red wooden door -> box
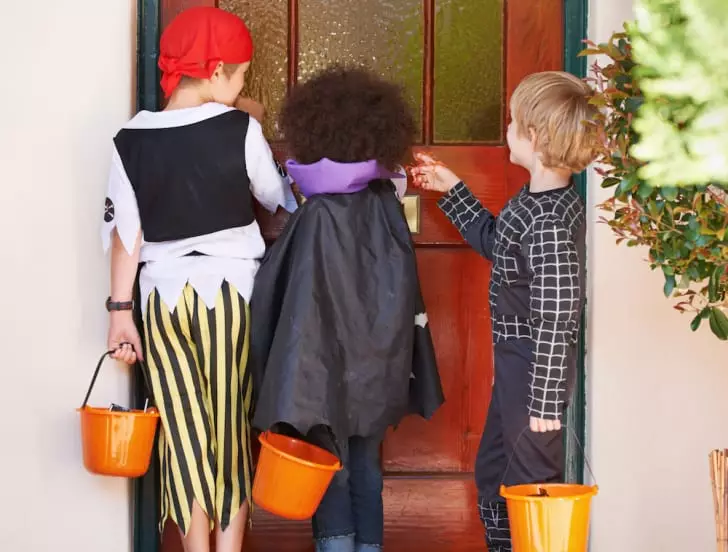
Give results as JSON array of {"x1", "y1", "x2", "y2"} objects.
[{"x1": 158, "y1": 1, "x2": 563, "y2": 550}]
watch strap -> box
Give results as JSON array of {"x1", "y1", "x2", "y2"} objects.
[{"x1": 106, "y1": 297, "x2": 134, "y2": 312}]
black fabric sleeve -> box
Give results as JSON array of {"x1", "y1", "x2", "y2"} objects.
[{"x1": 437, "y1": 182, "x2": 497, "y2": 260}]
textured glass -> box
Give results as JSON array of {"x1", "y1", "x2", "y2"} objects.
[
  {"x1": 298, "y1": 0, "x2": 424, "y2": 137},
  {"x1": 434, "y1": 0, "x2": 504, "y2": 142},
  {"x1": 220, "y1": 0, "x2": 289, "y2": 138}
]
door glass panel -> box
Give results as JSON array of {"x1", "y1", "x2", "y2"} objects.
[
  {"x1": 220, "y1": 0, "x2": 289, "y2": 138},
  {"x1": 298, "y1": 0, "x2": 424, "y2": 138},
  {"x1": 434, "y1": 0, "x2": 504, "y2": 143}
]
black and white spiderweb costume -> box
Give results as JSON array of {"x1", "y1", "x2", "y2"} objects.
[{"x1": 439, "y1": 181, "x2": 585, "y2": 551}]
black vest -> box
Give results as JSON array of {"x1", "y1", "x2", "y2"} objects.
[{"x1": 114, "y1": 110, "x2": 255, "y2": 243}]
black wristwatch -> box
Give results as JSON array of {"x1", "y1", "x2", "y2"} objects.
[{"x1": 106, "y1": 297, "x2": 134, "y2": 312}]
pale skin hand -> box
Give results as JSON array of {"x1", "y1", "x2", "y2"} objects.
[
  {"x1": 234, "y1": 96, "x2": 265, "y2": 123},
  {"x1": 410, "y1": 153, "x2": 461, "y2": 193},
  {"x1": 107, "y1": 229, "x2": 143, "y2": 364},
  {"x1": 530, "y1": 417, "x2": 562, "y2": 433}
]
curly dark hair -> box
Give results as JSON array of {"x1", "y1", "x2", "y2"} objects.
[{"x1": 279, "y1": 66, "x2": 416, "y2": 170}]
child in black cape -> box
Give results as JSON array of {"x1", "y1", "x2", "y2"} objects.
[{"x1": 249, "y1": 67, "x2": 444, "y2": 552}]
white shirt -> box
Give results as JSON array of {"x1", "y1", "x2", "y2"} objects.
[{"x1": 101, "y1": 102, "x2": 298, "y2": 313}]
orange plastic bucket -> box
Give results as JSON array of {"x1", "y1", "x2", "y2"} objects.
[
  {"x1": 78, "y1": 350, "x2": 159, "y2": 478},
  {"x1": 253, "y1": 431, "x2": 342, "y2": 520},
  {"x1": 79, "y1": 405, "x2": 159, "y2": 477},
  {"x1": 500, "y1": 483, "x2": 598, "y2": 552}
]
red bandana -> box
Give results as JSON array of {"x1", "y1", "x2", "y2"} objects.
[{"x1": 158, "y1": 7, "x2": 253, "y2": 98}]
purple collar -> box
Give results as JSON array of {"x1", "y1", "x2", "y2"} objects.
[{"x1": 286, "y1": 158, "x2": 405, "y2": 198}]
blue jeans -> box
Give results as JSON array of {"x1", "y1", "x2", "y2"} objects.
[{"x1": 312, "y1": 434, "x2": 384, "y2": 552}]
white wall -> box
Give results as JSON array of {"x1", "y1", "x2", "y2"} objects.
[
  {"x1": 587, "y1": 1, "x2": 728, "y2": 550},
  {"x1": 0, "y1": 1, "x2": 725, "y2": 551},
  {"x1": 0, "y1": 1, "x2": 136, "y2": 551}
]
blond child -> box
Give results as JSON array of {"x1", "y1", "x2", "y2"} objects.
[{"x1": 412, "y1": 71, "x2": 598, "y2": 551}]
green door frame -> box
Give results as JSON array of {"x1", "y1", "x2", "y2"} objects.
[
  {"x1": 132, "y1": 0, "x2": 589, "y2": 548},
  {"x1": 563, "y1": 0, "x2": 589, "y2": 485}
]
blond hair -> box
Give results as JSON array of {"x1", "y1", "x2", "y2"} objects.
[
  {"x1": 177, "y1": 63, "x2": 243, "y2": 88},
  {"x1": 510, "y1": 71, "x2": 599, "y2": 173}
]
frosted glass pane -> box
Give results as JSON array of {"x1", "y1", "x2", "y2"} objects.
[
  {"x1": 220, "y1": 0, "x2": 289, "y2": 138},
  {"x1": 298, "y1": 0, "x2": 424, "y2": 137},
  {"x1": 434, "y1": 0, "x2": 504, "y2": 142}
]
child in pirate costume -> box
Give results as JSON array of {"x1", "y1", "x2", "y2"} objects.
[
  {"x1": 412, "y1": 72, "x2": 598, "y2": 552},
  {"x1": 102, "y1": 7, "x2": 295, "y2": 552},
  {"x1": 249, "y1": 67, "x2": 444, "y2": 552}
]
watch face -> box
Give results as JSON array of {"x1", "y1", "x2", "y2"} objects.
[{"x1": 104, "y1": 197, "x2": 115, "y2": 223}]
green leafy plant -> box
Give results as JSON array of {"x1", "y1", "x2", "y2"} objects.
[
  {"x1": 630, "y1": 0, "x2": 728, "y2": 188},
  {"x1": 582, "y1": 30, "x2": 728, "y2": 340}
]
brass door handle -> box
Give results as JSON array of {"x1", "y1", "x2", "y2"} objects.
[{"x1": 402, "y1": 194, "x2": 421, "y2": 234}]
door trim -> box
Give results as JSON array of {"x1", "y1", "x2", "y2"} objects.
[
  {"x1": 133, "y1": 4, "x2": 160, "y2": 552},
  {"x1": 563, "y1": 0, "x2": 588, "y2": 485},
  {"x1": 131, "y1": 0, "x2": 589, "y2": 548}
]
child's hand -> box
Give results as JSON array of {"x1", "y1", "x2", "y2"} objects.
[
  {"x1": 530, "y1": 416, "x2": 561, "y2": 433},
  {"x1": 235, "y1": 96, "x2": 265, "y2": 123},
  {"x1": 108, "y1": 311, "x2": 143, "y2": 364},
  {"x1": 409, "y1": 153, "x2": 461, "y2": 194}
]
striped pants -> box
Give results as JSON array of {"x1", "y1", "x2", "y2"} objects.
[{"x1": 144, "y1": 281, "x2": 253, "y2": 535}]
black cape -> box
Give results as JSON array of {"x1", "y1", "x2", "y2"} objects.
[{"x1": 250, "y1": 180, "x2": 444, "y2": 442}]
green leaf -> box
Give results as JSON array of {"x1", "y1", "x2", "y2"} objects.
[
  {"x1": 647, "y1": 199, "x2": 660, "y2": 217},
  {"x1": 663, "y1": 274, "x2": 676, "y2": 297},
  {"x1": 684, "y1": 225, "x2": 699, "y2": 242},
  {"x1": 590, "y1": 95, "x2": 608, "y2": 108},
  {"x1": 708, "y1": 308, "x2": 728, "y2": 341},
  {"x1": 661, "y1": 187, "x2": 679, "y2": 202},
  {"x1": 614, "y1": 73, "x2": 631, "y2": 91},
  {"x1": 638, "y1": 181, "x2": 653, "y2": 199},
  {"x1": 691, "y1": 313, "x2": 702, "y2": 332},
  {"x1": 624, "y1": 96, "x2": 644, "y2": 114},
  {"x1": 695, "y1": 235, "x2": 710, "y2": 247},
  {"x1": 618, "y1": 177, "x2": 635, "y2": 195},
  {"x1": 709, "y1": 265, "x2": 722, "y2": 302},
  {"x1": 601, "y1": 177, "x2": 621, "y2": 188}
]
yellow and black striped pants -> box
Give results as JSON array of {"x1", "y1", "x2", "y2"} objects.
[{"x1": 144, "y1": 281, "x2": 253, "y2": 535}]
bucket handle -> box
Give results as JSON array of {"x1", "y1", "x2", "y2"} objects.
[
  {"x1": 80, "y1": 344, "x2": 155, "y2": 410},
  {"x1": 501, "y1": 425, "x2": 597, "y2": 487}
]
